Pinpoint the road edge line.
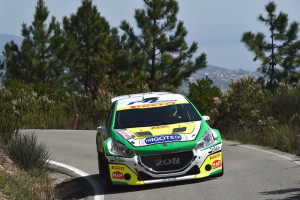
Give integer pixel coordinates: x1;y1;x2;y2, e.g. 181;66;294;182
223;140;300;166
48;160;104;200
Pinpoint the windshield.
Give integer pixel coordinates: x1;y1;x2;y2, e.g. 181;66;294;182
114;103;201;129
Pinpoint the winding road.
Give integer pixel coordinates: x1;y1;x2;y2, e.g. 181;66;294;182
29;129;300;200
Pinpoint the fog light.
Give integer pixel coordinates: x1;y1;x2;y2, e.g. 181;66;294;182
124;173;131;180
205;164;212;171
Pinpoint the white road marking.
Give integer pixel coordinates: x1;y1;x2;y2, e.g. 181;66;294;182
49;160;104;200
223;140;300;166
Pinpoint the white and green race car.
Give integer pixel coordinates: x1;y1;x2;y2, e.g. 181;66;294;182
96;92;223;188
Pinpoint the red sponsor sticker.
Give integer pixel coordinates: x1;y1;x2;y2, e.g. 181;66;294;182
212;160;222;169
116;129;133;140
111;166;124;170
112;171;123;180
210;153;221;160
151;125;169;130
130;102;175;109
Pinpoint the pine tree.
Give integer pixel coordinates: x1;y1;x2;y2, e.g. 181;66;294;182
241;1;300;88
63;0;112;97
3;0;65;87
120;0;206;91
107;29;148;94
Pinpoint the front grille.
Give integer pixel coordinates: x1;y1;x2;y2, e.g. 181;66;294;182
137;165;200;181
139;151;194;173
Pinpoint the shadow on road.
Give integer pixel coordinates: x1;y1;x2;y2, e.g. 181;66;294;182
55;176;93;200
63;174;221;198
260;188;300;200
227;143;244;147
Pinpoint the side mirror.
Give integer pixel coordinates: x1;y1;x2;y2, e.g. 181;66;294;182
97;126;104;132
203;116;210;121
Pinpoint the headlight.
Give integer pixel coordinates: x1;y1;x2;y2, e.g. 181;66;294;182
111;139;135;157
195;129;218;150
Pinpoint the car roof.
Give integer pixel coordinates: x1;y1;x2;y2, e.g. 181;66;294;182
113;92;188;110
111;92;171;103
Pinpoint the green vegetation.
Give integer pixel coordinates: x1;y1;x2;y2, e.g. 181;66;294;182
5;133;50;172
0;0;299;198
0;0;298;154
187;76;222;123
121;0;207;91
241;1;300;89
210;78;300;155
2;0;65;88
63;0;113;95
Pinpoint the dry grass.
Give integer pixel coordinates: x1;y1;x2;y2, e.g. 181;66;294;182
0;148;57;200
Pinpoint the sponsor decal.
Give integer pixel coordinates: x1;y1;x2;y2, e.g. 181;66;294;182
111;157;125;163
212;160;222;169
145;134;182;144
116;129;134;140
185;122;194;124
111;166;125;171
128;99;177;105
112;171;123;180
130;102;175;109
209;145;221;153
210;152;221;160
151;125;169;130
162;177;177;182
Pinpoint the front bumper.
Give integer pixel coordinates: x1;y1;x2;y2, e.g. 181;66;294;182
106;143;223;185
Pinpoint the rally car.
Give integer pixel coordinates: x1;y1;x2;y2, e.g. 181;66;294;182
96;92;223;188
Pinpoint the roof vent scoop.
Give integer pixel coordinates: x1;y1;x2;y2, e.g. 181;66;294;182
173;127;187;133
135;131;153;137
143;97;158;101
143;92;170;100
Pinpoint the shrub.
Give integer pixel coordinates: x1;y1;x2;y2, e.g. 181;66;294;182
215;77;274;133
187;76;222;123
0;86;20;143
2;80;114;130
5;133;50;172
269;82;300;125
66;89;113;129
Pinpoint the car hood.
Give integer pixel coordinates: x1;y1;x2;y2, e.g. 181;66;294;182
114;121;201;147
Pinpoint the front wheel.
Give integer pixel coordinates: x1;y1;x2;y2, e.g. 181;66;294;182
216;158;224;177
103;156;113;190
97;151;105;177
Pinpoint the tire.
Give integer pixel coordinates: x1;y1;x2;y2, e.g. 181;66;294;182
213;157;224;177
220;160;224;176
216;159;224;177
103;155;113;190
97;151;105;177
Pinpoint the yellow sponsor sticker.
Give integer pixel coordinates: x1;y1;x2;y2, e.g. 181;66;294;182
109;164;144;185
196;152;223;179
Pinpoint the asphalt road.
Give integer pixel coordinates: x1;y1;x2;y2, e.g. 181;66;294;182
29;129;300;200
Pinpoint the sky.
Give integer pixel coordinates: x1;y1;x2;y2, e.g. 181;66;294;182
0;0;300;71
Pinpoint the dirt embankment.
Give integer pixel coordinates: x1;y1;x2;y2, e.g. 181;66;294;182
0;149;84;200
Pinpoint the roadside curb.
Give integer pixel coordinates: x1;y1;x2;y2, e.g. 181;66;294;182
48;160;104;200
